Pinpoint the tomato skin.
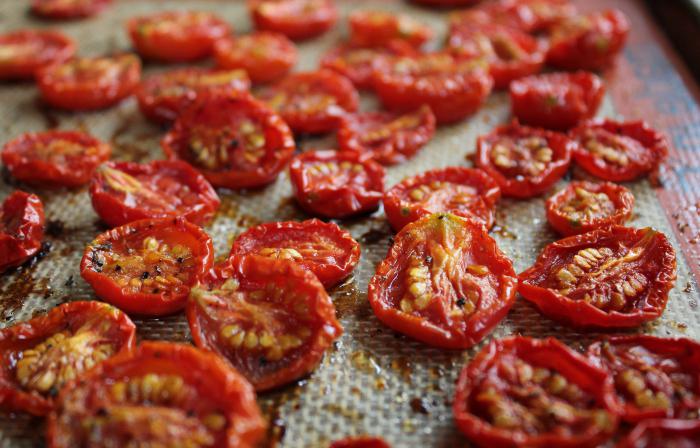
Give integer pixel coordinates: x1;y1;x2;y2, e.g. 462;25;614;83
0;30;75;81
214;32;297;84
0;191;44;273
348;11;432;49
249;0;338;41
617;419;700;448
2;130;111;188
329;437;391;448
31;0;111;19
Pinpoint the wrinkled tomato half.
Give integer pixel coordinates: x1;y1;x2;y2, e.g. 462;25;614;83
2;130;111;188
571;119;669;182
453;336;619;448
46;341;265;448
37;53;141;110
127;11;231;63
448;1;537;33
337;105;436;165
187;255;342;391
519;226;676;329
510;71;605;131
617;419;700;448
349;10;432;49
368;213;517;349
214;32;297;84
0;301;135;416
289;150;385;219
89;160;220;228
0;30;75;81
249;0;338;41
546;181;634;236
475;121;573;198
0;191;44;273
162;95;295;190
229;219;360;288
383;167;500;232
31;0;111;19
329;436;391;448
80;217;214;316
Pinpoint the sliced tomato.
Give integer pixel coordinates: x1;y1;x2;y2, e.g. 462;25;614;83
187;255;342;391
337;105;436;165
348;10;432;49
249;0;338;41
214;32;297;84
546;181;634;236
329;437;391;448
80;217;214;316
2;130;111;188
518;226;676;329
46;341;265;448
0;301;135;416
520;0;578;32
161;94;295;190
37;53;141;111
510;71;605;131
0;191;44;273
448;2;537;33
0;30;75;81
453;336;619;448
289;150;385;219
127;11;230;63
368;213;517;349
31;0;111;19
617;419;700;448
257;69;359;134
89;160;220;228
383;167;500;232
475;121;573;198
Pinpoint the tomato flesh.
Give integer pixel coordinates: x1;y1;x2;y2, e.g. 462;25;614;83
618;419;700;448
330;437;391;448
0;191;44;273
214;32;297;84
0;30;75;80
349;10;432;49
249;0;338;41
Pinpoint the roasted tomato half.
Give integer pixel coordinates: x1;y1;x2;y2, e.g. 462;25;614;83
571;119;669;182
0;30;75;81
368;213;517;349
37;53;141;111
373;52;493;125
162;95;295;190
546;181;634;236
249;0;338;41
329;437;391;448
448;1;537;33
0;191;44;273
349;10;432;49
337;105;436;165
289;150;385;219
258;69;359;134
127;11;231;63
46;341;265;448
187;255;342;391
2;130;111;188
89;160;220;228
383;167;500;232
510;71;604;131
0;301;135;416
617;419;700;448
453;336;618;448
214;32;297;84
31;0;111;19
475;121;573;198
519;226;676;329
80;217;214;316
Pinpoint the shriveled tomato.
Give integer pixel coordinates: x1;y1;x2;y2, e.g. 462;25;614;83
0;191;44;273
475;121;573;198
337;105;436;165
37;53;141;110
571;119;669;182
510;71;605;130
31;0;111;19
330;437;391;448
214;32;297;84
187;255;342;391
257;69;359;134
448;1;537;33
289;150;385;219
518;226;676;329
127;11;231;63
546;181;634;236
80;217;214;316
0;30;75;81
368;213;517;349
249;0;338;41
453;336;619;448
46;341;265;448
617;419;700;448
161;95;295;190
349;10;432;49
0;301;135;416
383;167;500;232
89;160;220;228
2;130;111;188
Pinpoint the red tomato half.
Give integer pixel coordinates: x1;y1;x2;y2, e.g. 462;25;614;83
453;336;619;448
127;11;231;63
46;341;265;448
0;301;135;416
162;95;295;190
249;0;338;41
31;0;111;19
37;53;141;111
89;160;220;228
519;226;676;329
289;150;385;219
617;419;700;448
448;1;537;33
229;219;360;288
0;30;75;81
214;32;297;84
510;71;604;130
80;217;214;316
521;0;578;31
349;10;432;49
368;213;517;349
0;191;44;273
2;130;111;188
330;437;391;448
